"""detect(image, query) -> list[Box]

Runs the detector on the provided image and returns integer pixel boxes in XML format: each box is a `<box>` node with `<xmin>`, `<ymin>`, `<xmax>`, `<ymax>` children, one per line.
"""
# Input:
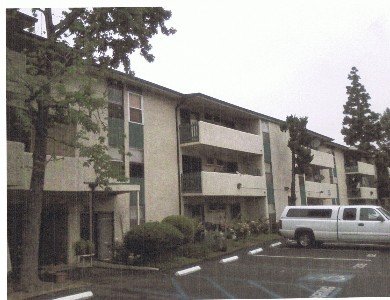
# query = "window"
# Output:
<box><xmin>378</xmin><ymin>208</ymin><xmax>390</xmax><ymax>220</ymax></box>
<box><xmin>108</xmin><ymin>84</ymin><xmax>124</xmax><ymax>147</ymax></box>
<box><xmin>286</xmin><ymin>208</ymin><xmax>332</xmax><ymax>218</ymax></box>
<box><xmin>129</xmin><ymin>93</ymin><xmax>143</xmax><ymax>124</ymax></box>
<box><xmin>360</xmin><ymin>208</ymin><xmax>381</xmax><ymax>221</ymax></box>
<box><xmin>343</xmin><ymin>208</ymin><xmax>357</xmax><ymax>221</ymax></box>
<box><xmin>130</xmin><ymin>163</ymin><xmax>144</xmax><ymax>178</ymax></box>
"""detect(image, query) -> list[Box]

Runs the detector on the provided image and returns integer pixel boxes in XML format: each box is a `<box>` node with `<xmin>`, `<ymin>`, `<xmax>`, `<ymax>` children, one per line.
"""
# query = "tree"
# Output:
<box><xmin>6</xmin><ymin>8</ymin><xmax>175</xmax><ymax>291</ymax></box>
<box><xmin>341</xmin><ymin>67</ymin><xmax>389</xmax><ymax>205</ymax></box>
<box><xmin>341</xmin><ymin>67</ymin><xmax>381</xmax><ymax>152</ymax></box>
<box><xmin>280</xmin><ymin>115</ymin><xmax>313</xmax><ymax>206</ymax></box>
<box><xmin>376</xmin><ymin>108</ymin><xmax>390</xmax><ymax>203</ymax></box>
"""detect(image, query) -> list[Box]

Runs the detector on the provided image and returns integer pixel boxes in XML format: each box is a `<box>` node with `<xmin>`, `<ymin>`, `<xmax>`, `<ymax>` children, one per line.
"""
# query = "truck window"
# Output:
<box><xmin>343</xmin><ymin>208</ymin><xmax>356</xmax><ymax>221</ymax></box>
<box><xmin>360</xmin><ymin>208</ymin><xmax>380</xmax><ymax>221</ymax></box>
<box><xmin>286</xmin><ymin>208</ymin><xmax>332</xmax><ymax>218</ymax></box>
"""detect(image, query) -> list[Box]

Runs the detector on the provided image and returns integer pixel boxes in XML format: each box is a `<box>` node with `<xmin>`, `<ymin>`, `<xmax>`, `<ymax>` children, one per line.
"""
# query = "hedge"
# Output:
<box><xmin>124</xmin><ymin>222</ymin><xmax>184</xmax><ymax>257</ymax></box>
<box><xmin>162</xmin><ymin>215</ymin><xmax>195</xmax><ymax>243</ymax></box>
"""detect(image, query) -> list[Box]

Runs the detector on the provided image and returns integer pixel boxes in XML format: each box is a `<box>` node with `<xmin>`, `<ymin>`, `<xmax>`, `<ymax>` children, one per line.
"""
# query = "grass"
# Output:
<box><xmin>131</xmin><ymin>233</ymin><xmax>280</xmax><ymax>270</ymax></box>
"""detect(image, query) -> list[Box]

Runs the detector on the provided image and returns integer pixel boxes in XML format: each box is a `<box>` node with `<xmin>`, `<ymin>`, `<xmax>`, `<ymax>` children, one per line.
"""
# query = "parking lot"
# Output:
<box><xmin>36</xmin><ymin>241</ymin><xmax>390</xmax><ymax>299</ymax></box>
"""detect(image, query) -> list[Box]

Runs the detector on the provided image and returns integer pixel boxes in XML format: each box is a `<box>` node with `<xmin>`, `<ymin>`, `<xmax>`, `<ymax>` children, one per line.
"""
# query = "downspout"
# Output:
<box><xmin>175</xmin><ymin>98</ymin><xmax>186</xmax><ymax>215</ymax></box>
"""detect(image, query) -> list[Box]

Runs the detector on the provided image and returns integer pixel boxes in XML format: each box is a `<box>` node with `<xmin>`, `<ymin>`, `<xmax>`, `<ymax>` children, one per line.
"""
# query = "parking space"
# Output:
<box><xmin>35</xmin><ymin>242</ymin><xmax>390</xmax><ymax>299</ymax></box>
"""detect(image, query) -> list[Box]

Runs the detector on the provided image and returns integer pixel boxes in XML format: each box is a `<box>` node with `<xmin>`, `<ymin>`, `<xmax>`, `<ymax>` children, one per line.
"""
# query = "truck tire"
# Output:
<box><xmin>297</xmin><ymin>231</ymin><xmax>314</xmax><ymax>248</ymax></box>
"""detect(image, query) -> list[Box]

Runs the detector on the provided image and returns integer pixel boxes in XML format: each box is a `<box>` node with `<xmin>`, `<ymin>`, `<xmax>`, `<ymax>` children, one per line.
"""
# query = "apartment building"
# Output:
<box><xmin>7</xmin><ymin>11</ymin><xmax>382</xmax><ymax>268</ymax></box>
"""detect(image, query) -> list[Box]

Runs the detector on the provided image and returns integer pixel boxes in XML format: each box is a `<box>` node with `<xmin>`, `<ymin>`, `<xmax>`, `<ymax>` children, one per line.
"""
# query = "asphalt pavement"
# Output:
<box><xmin>34</xmin><ymin>241</ymin><xmax>390</xmax><ymax>299</ymax></box>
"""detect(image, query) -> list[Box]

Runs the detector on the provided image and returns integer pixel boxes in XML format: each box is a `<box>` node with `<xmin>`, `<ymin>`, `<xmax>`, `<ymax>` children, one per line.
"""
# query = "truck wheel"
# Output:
<box><xmin>297</xmin><ymin>231</ymin><xmax>314</xmax><ymax>248</ymax></box>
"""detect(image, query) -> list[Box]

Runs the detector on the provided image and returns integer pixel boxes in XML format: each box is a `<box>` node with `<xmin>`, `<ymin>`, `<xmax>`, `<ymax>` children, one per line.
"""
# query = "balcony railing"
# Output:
<box><xmin>179</xmin><ymin>123</ymin><xmax>199</xmax><ymax>143</ymax></box>
<box><xmin>179</xmin><ymin>121</ymin><xmax>263</xmax><ymax>155</ymax></box>
<box><xmin>348</xmin><ymin>187</ymin><xmax>377</xmax><ymax>199</ymax></box>
<box><xmin>181</xmin><ymin>171</ymin><xmax>266</xmax><ymax>197</ymax></box>
<box><xmin>347</xmin><ymin>188</ymin><xmax>361</xmax><ymax>198</ymax></box>
<box><xmin>181</xmin><ymin>172</ymin><xmax>202</xmax><ymax>193</ymax></box>
<box><xmin>345</xmin><ymin>161</ymin><xmax>376</xmax><ymax>176</ymax></box>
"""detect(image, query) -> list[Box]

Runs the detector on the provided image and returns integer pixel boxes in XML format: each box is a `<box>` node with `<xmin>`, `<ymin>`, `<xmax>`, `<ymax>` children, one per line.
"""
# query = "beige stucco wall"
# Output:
<box><xmin>334</xmin><ymin>148</ymin><xmax>348</xmax><ymax>205</ymax></box>
<box><xmin>267</xmin><ymin>121</ymin><xmax>297</xmax><ymax>219</ymax></box>
<box><xmin>143</xmin><ymin>90</ymin><xmax>180</xmax><ymax>221</ymax></box>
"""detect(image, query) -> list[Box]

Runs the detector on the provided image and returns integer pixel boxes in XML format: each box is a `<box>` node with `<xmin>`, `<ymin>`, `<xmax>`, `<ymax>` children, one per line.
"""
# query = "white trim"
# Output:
<box><xmin>128</xmin><ymin>91</ymin><xmax>144</xmax><ymax>125</ymax></box>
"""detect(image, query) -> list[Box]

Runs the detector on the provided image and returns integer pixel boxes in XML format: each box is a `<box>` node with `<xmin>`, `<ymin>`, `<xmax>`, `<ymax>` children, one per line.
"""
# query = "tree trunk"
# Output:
<box><xmin>290</xmin><ymin>153</ymin><xmax>297</xmax><ymax>206</ymax></box>
<box><xmin>19</xmin><ymin>107</ymin><xmax>48</xmax><ymax>291</ymax></box>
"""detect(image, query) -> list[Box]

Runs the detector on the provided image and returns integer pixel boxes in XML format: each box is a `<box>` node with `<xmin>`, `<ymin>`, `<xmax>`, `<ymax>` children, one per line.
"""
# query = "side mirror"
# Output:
<box><xmin>377</xmin><ymin>216</ymin><xmax>385</xmax><ymax>222</ymax></box>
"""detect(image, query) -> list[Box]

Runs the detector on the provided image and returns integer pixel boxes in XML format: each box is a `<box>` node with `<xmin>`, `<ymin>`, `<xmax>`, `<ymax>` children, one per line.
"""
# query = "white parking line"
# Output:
<box><xmin>248</xmin><ymin>248</ymin><xmax>263</xmax><ymax>255</ymax></box>
<box><xmin>253</xmin><ymin>254</ymin><xmax>372</xmax><ymax>262</ymax></box>
<box><xmin>270</xmin><ymin>242</ymin><xmax>282</xmax><ymax>247</ymax></box>
<box><xmin>53</xmin><ymin>291</ymin><xmax>93</xmax><ymax>300</ymax></box>
<box><xmin>175</xmin><ymin>266</ymin><xmax>201</xmax><ymax>276</ymax></box>
<box><xmin>352</xmin><ymin>263</ymin><xmax>367</xmax><ymax>269</ymax></box>
<box><xmin>310</xmin><ymin>286</ymin><xmax>336</xmax><ymax>298</ymax></box>
<box><xmin>220</xmin><ymin>256</ymin><xmax>239</xmax><ymax>263</ymax></box>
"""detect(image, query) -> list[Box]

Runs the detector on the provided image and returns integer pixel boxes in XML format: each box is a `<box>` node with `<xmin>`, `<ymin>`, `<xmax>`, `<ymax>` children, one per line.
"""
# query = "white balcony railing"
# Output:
<box><xmin>180</xmin><ymin>121</ymin><xmax>262</xmax><ymax>155</ymax></box>
<box><xmin>305</xmin><ymin>181</ymin><xmax>337</xmax><ymax>199</ymax></box>
<box><xmin>345</xmin><ymin>161</ymin><xmax>376</xmax><ymax>176</ymax></box>
<box><xmin>310</xmin><ymin>149</ymin><xmax>334</xmax><ymax>169</ymax></box>
<box><xmin>182</xmin><ymin>171</ymin><xmax>266</xmax><ymax>197</ymax></box>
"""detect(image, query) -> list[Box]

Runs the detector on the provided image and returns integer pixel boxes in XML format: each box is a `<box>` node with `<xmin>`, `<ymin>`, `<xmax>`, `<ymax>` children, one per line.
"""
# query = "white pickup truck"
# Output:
<box><xmin>279</xmin><ymin>205</ymin><xmax>390</xmax><ymax>247</ymax></box>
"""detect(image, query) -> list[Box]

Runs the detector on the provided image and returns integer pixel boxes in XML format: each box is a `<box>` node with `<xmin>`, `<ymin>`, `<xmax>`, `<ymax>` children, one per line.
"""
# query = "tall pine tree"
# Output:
<box><xmin>280</xmin><ymin>115</ymin><xmax>313</xmax><ymax>206</ymax></box>
<box><xmin>341</xmin><ymin>67</ymin><xmax>381</xmax><ymax>152</ymax></box>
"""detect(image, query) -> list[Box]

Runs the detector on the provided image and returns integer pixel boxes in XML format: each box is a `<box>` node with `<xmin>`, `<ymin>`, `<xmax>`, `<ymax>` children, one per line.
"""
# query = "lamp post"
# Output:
<box><xmin>85</xmin><ymin>181</ymin><xmax>98</xmax><ymax>244</ymax></box>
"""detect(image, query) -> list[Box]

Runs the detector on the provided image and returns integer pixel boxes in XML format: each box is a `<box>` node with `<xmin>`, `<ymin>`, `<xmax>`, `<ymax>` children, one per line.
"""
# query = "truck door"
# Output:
<box><xmin>357</xmin><ymin>207</ymin><xmax>389</xmax><ymax>243</ymax></box>
<box><xmin>338</xmin><ymin>207</ymin><xmax>359</xmax><ymax>242</ymax></box>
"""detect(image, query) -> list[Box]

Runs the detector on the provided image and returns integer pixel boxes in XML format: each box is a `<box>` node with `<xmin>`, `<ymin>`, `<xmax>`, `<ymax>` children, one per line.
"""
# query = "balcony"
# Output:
<box><xmin>345</xmin><ymin>161</ymin><xmax>376</xmax><ymax>176</ymax></box>
<box><xmin>179</xmin><ymin>121</ymin><xmax>262</xmax><ymax>155</ymax></box>
<box><xmin>7</xmin><ymin>141</ymin><xmax>137</xmax><ymax>193</ymax></box>
<box><xmin>182</xmin><ymin>171</ymin><xmax>266</xmax><ymax>197</ymax></box>
<box><xmin>304</xmin><ymin>181</ymin><xmax>337</xmax><ymax>199</ymax></box>
<box><xmin>310</xmin><ymin>149</ymin><xmax>334</xmax><ymax>169</ymax></box>
<box><xmin>348</xmin><ymin>187</ymin><xmax>377</xmax><ymax>199</ymax></box>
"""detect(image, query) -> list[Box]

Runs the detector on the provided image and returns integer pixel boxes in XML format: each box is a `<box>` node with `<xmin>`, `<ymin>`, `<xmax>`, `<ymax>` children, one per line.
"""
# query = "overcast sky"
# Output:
<box><xmin>16</xmin><ymin>1</ymin><xmax>390</xmax><ymax>144</ymax></box>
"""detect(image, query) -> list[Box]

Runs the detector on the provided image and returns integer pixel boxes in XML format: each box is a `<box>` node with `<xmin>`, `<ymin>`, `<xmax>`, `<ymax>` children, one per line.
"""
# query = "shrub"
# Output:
<box><xmin>248</xmin><ymin>218</ymin><xmax>269</xmax><ymax>235</ymax></box>
<box><xmin>112</xmin><ymin>241</ymin><xmax>129</xmax><ymax>264</ymax></box>
<box><xmin>193</xmin><ymin>221</ymin><xmax>206</xmax><ymax>242</ymax></box>
<box><xmin>74</xmin><ymin>239</ymin><xmax>95</xmax><ymax>255</ymax></box>
<box><xmin>205</xmin><ymin>231</ymin><xmax>227</xmax><ymax>252</ymax></box>
<box><xmin>124</xmin><ymin>222</ymin><xmax>184</xmax><ymax>258</ymax></box>
<box><xmin>232</xmin><ymin>222</ymin><xmax>250</xmax><ymax>239</ymax></box>
<box><xmin>162</xmin><ymin>215</ymin><xmax>195</xmax><ymax>243</ymax></box>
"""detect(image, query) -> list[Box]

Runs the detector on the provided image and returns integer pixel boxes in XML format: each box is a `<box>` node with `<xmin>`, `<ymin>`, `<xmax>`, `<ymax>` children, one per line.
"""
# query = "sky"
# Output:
<box><xmin>11</xmin><ymin>1</ymin><xmax>390</xmax><ymax>144</ymax></box>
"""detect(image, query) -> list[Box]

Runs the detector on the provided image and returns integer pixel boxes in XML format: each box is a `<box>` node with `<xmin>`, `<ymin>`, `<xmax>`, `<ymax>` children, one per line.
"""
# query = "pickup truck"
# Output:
<box><xmin>279</xmin><ymin>205</ymin><xmax>390</xmax><ymax>247</ymax></box>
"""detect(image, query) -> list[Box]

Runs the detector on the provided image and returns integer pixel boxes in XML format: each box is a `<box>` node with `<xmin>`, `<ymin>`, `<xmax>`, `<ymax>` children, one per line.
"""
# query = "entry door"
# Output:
<box><xmin>96</xmin><ymin>213</ymin><xmax>114</xmax><ymax>261</ymax></box>
<box><xmin>357</xmin><ymin>207</ymin><xmax>390</xmax><ymax>243</ymax></box>
<box><xmin>338</xmin><ymin>207</ymin><xmax>359</xmax><ymax>242</ymax></box>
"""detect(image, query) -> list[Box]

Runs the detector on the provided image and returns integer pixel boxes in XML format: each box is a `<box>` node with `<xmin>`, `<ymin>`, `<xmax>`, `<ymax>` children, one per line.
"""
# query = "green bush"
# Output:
<box><xmin>248</xmin><ymin>219</ymin><xmax>269</xmax><ymax>235</ymax></box>
<box><xmin>124</xmin><ymin>222</ymin><xmax>184</xmax><ymax>258</ymax></box>
<box><xmin>232</xmin><ymin>222</ymin><xmax>250</xmax><ymax>239</ymax></box>
<box><xmin>162</xmin><ymin>215</ymin><xmax>195</xmax><ymax>243</ymax></box>
<box><xmin>112</xmin><ymin>241</ymin><xmax>129</xmax><ymax>264</ymax></box>
<box><xmin>74</xmin><ymin>239</ymin><xmax>95</xmax><ymax>255</ymax></box>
